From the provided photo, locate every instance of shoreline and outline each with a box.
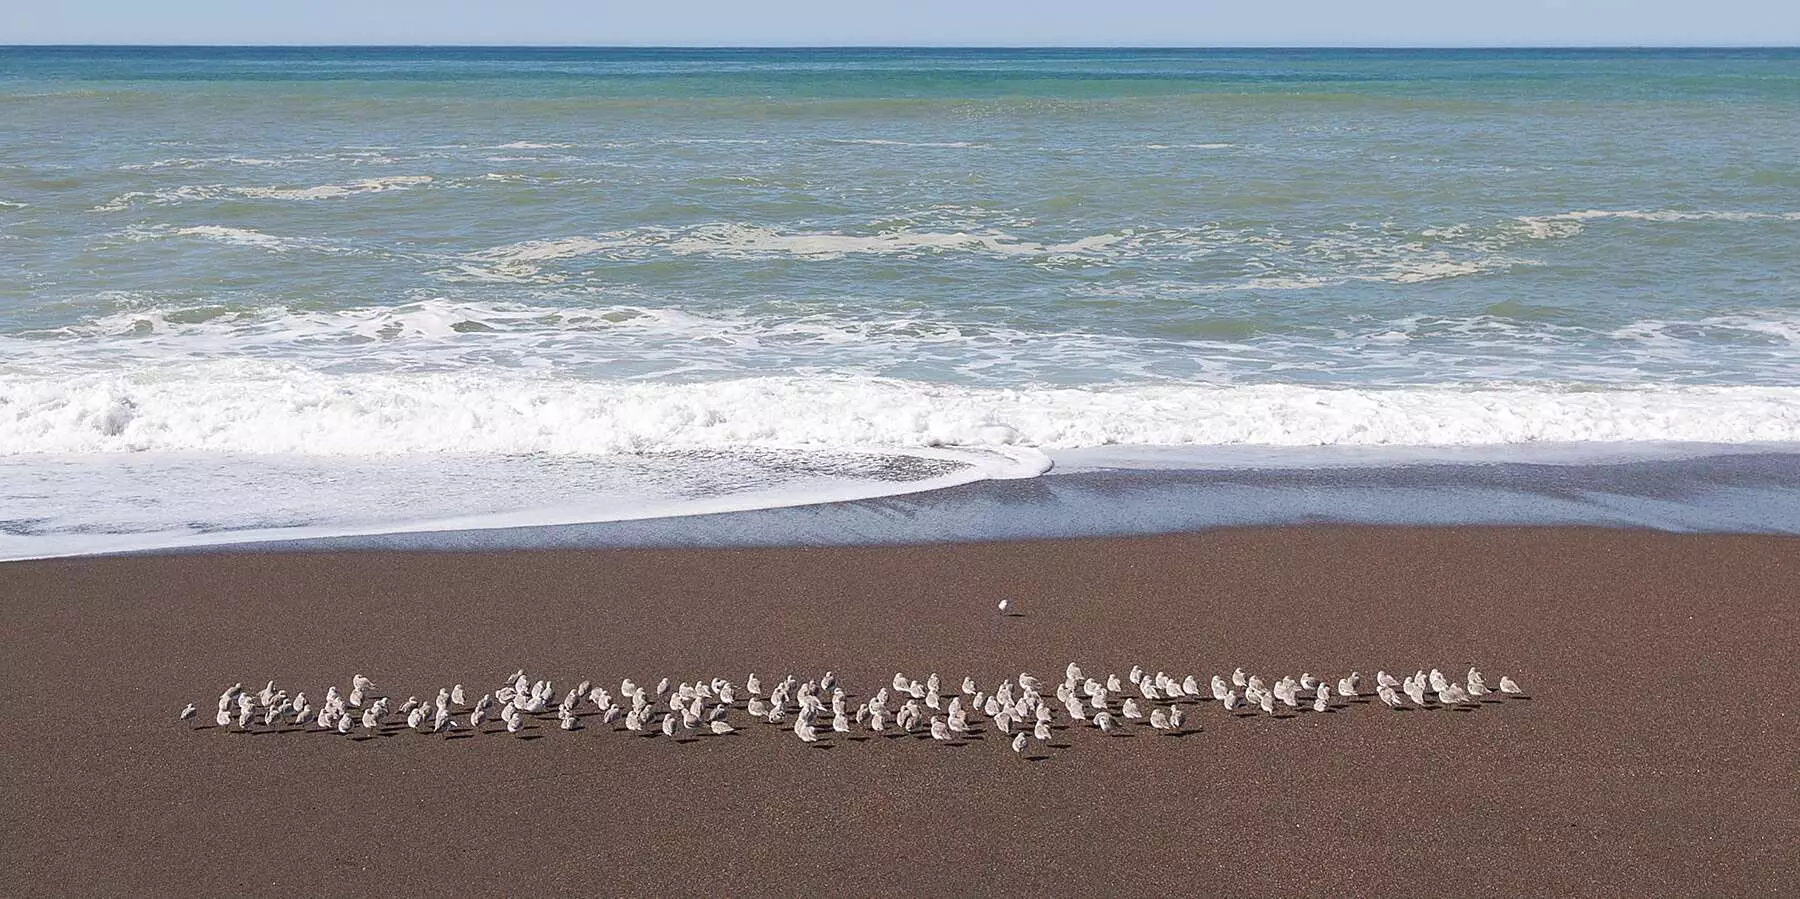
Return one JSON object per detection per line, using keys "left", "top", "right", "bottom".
{"left": 8, "top": 446, "right": 1800, "bottom": 562}
{"left": 4, "top": 525, "right": 1797, "bottom": 896}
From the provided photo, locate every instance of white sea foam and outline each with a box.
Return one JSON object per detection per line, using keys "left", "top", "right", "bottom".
{"left": 4, "top": 367, "right": 1799, "bottom": 457}
{"left": 164, "top": 225, "right": 294, "bottom": 251}
{"left": 468, "top": 224, "right": 1128, "bottom": 270}
{"left": 92, "top": 175, "right": 433, "bottom": 210}
{"left": 1513, "top": 208, "right": 1800, "bottom": 240}
{"left": 826, "top": 138, "right": 989, "bottom": 148}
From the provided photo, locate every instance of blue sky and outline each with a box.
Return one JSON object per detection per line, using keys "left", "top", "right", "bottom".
{"left": 5, "top": 0, "right": 1798, "bottom": 47}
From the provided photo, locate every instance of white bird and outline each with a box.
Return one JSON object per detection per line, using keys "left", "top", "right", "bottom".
{"left": 661, "top": 714, "right": 677, "bottom": 737}
{"left": 1095, "top": 711, "right": 1118, "bottom": 734}
{"left": 559, "top": 714, "right": 578, "bottom": 731}
{"left": 793, "top": 717, "right": 819, "bottom": 743}
{"left": 930, "top": 716, "right": 950, "bottom": 741}
{"left": 1337, "top": 674, "right": 1360, "bottom": 697}
{"left": 1224, "top": 691, "right": 1240, "bottom": 713}
{"left": 710, "top": 720, "right": 735, "bottom": 735}
{"left": 179, "top": 703, "right": 197, "bottom": 721}
{"left": 1121, "top": 698, "right": 1143, "bottom": 719}
{"left": 1034, "top": 720, "right": 1052, "bottom": 741}
{"left": 1211, "top": 676, "right": 1230, "bottom": 702}
{"left": 214, "top": 707, "right": 231, "bottom": 727}
{"left": 1149, "top": 708, "right": 1169, "bottom": 730}
{"left": 1404, "top": 678, "right": 1427, "bottom": 707}
{"left": 1314, "top": 685, "right": 1331, "bottom": 713}
{"left": 1012, "top": 732, "right": 1028, "bottom": 755}
{"left": 1231, "top": 667, "right": 1247, "bottom": 688}
{"left": 1499, "top": 676, "right": 1525, "bottom": 695}
{"left": 1258, "top": 691, "right": 1275, "bottom": 715}
{"left": 407, "top": 707, "right": 427, "bottom": 730}
{"left": 1168, "top": 705, "right": 1184, "bottom": 731}
{"left": 1378, "top": 685, "right": 1403, "bottom": 708}
{"left": 746, "top": 673, "right": 762, "bottom": 695}
{"left": 998, "top": 599, "right": 1009, "bottom": 613}
{"left": 336, "top": 714, "right": 352, "bottom": 734}
{"left": 1377, "top": 670, "right": 1400, "bottom": 689}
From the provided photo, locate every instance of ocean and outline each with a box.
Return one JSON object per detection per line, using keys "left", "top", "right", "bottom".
{"left": 2, "top": 47, "right": 1798, "bottom": 558}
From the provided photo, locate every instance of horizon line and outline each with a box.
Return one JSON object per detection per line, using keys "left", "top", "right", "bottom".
{"left": 4, "top": 43, "right": 1798, "bottom": 51}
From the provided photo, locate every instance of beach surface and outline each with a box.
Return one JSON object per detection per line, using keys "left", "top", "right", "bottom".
{"left": 3, "top": 525, "right": 1797, "bottom": 897}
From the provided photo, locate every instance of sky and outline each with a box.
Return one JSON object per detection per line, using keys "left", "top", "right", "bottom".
{"left": 4, "top": 0, "right": 1798, "bottom": 47}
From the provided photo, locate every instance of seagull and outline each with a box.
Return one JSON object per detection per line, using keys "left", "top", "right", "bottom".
{"left": 1121, "top": 698, "right": 1143, "bottom": 719}
{"left": 1378, "top": 685, "right": 1403, "bottom": 708}
{"left": 1404, "top": 678, "right": 1427, "bottom": 707}
{"left": 998, "top": 599, "right": 1009, "bottom": 613}
{"left": 710, "top": 720, "right": 735, "bottom": 735}
{"left": 1149, "top": 708, "right": 1169, "bottom": 730}
{"left": 1168, "top": 705, "right": 1184, "bottom": 731}
{"left": 1231, "top": 667, "right": 1247, "bottom": 688}
{"left": 1377, "top": 670, "right": 1400, "bottom": 689}
{"left": 179, "top": 703, "right": 197, "bottom": 721}
{"left": 1211, "top": 676, "right": 1230, "bottom": 702}
{"left": 1011, "top": 732, "right": 1028, "bottom": 755}
{"left": 1223, "top": 691, "right": 1240, "bottom": 713}
{"left": 661, "top": 714, "right": 678, "bottom": 737}
{"left": 1314, "top": 685, "right": 1331, "bottom": 713}
{"left": 336, "top": 713, "right": 352, "bottom": 734}
{"left": 1499, "top": 676, "right": 1525, "bottom": 695}
{"left": 793, "top": 717, "right": 819, "bottom": 743}
{"left": 1095, "top": 711, "right": 1118, "bottom": 734}
{"left": 1337, "top": 673, "right": 1360, "bottom": 697}
{"left": 1033, "top": 720, "right": 1052, "bottom": 741}
{"left": 930, "top": 717, "right": 950, "bottom": 741}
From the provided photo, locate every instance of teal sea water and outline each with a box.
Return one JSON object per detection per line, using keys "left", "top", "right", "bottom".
{"left": 2, "top": 48, "right": 1798, "bottom": 557}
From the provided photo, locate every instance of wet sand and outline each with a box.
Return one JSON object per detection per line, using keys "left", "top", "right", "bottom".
{"left": 2, "top": 526, "right": 1797, "bottom": 897}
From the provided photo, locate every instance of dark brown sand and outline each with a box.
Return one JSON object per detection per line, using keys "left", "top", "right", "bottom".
{"left": 3, "top": 526, "right": 1797, "bottom": 897}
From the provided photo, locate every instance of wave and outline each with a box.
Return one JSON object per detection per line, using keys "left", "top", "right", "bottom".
{"left": 1513, "top": 208, "right": 1800, "bottom": 240}
{"left": 3, "top": 368, "right": 1799, "bottom": 456}
{"left": 11, "top": 299, "right": 1800, "bottom": 387}
{"left": 92, "top": 175, "right": 433, "bottom": 210}
{"left": 825, "top": 138, "right": 989, "bottom": 148}
{"left": 130, "top": 224, "right": 299, "bottom": 252}
{"left": 468, "top": 224, "right": 1127, "bottom": 269}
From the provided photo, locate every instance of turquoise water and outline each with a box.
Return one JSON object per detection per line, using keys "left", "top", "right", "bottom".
{"left": 2, "top": 48, "right": 1798, "bottom": 557}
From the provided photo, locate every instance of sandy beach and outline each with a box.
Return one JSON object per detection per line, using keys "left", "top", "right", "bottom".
{"left": 3, "top": 525, "right": 1798, "bottom": 897}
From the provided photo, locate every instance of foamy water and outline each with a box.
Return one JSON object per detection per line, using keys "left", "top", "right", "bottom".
{"left": 3, "top": 47, "right": 1798, "bottom": 558}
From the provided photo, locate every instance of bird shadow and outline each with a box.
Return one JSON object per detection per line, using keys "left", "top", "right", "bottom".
{"left": 808, "top": 742, "right": 836, "bottom": 751}
{"left": 1003, "top": 611, "right": 1027, "bottom": 618}
{"left": 192, "top": 725, "right": 217, "bottom": 731}
{"left": 1025, "top": 754, "right": 1053, "bottom": 762}
{"left": 1047, "top": 742, "right": 1073, "bottom": 750}
{"left": 1165, "top": 730, "right": 1205, "bottom": 738}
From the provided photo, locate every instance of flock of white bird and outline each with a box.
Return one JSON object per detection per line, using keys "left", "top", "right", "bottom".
{"left": 181, "top": 664, "right": 1528, "bottom": 755}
